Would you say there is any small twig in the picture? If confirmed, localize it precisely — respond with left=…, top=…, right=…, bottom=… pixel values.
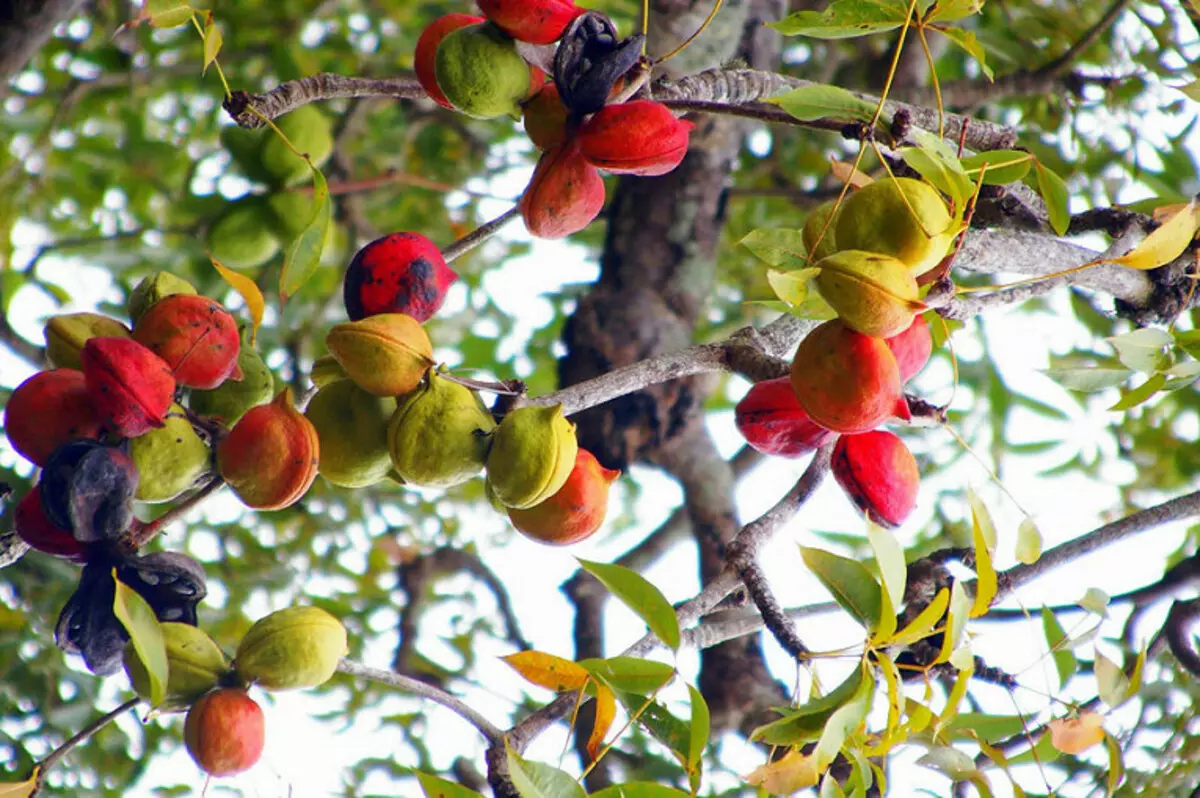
left=729, top=558, right=808, bottom=659
left=440, top=372, right=525, bottom=397
left=441, top=207, right=522, bottom=264
left=31, top=697, right=140, bottom=795
left=126, top=476, right=225, bottom=550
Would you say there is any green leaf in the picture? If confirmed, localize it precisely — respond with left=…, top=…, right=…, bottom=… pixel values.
left=740, top=228, right=809, bottom=267
left=589, top=786, right=692, bottom=798
left=1094, top=650, right=1131, bottom=708
left=767, top=268, right=819, bottom=306
left=1179, top=80, right=1200, bottom=102
left=578, top=657, right=675, bottom=695
left=1108, top=372, right=1166, bottom=411
left=1043, top=367, right=1133, bottom=392
left=943, top=713, right=1030, bottom=743
left=415, top=771, right=486, bottom=797
left=800, top=545, right=883, bottom=631
left=900, top=132, right=973, bottom=207
left=577, top=559, right=680, bottom=651
left=968, top=489, right=997, bottom=617
left=750, top=666, right=870, bottom=745
left=959, top=151, right=1033, bottom=186
left=1159, top=360, right=1200, bottom=391
left=202, top=13, right=222, bottom=74
left=1076, top=588, right=1110, bottom=618
left=505, top=744, right=586, bottom=798
left=1040, top=607, right=1078, bottom=689
left=917, top=746, right=980, bottom=780
left=924, top=0, right=985, bottom=24
left=0, top=769, right=37, bottom=798
left=1034, top=163, right=1070, bottom=235
left=146, top=3, right=194, bottom=28
left=686, top=683, right=709, bottom=784
left=931, top=26, right=993, bottom=80
left=112, top=574, right=167, bottom=708
left=814, top=672, right=872, bottom=770
left=279, top=165, right=331, bottom=302
left=769, top=85, right=881, bottom=124
left=770, top=0, right=911, bottom=38
left=1105, top=732, right=1125, bottom=796
left=1107, top=327, right=1172, bottom=372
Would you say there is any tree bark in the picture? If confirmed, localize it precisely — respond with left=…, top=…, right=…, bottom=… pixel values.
left=0, top=0, right=87, bottom=91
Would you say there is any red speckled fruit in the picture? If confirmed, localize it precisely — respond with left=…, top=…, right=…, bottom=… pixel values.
left=5, top=369, right=102, bottom=466
left=414, top=13, right=485, bottom=109
left=507, top=448, right=619, bottom=545
left=342, top=232, right=458, bottom=323
left=832, top=430, right=920, bottom=528
left=14, top=489, right=88, bottom=561
left=217, top=389, right=319, bottom=511
left=184, top=688, right=265, bottom=777
left=477, top=0, right=585, bottom=44
left=519, top=142, right=605, bottom=239
left=735, top=377, right=836, bottom=457
left=577, top=100, right=694, bottom=177
left=885, top=314, right=933, bottom=383
left=133, top=294, right=242, bottom=390
left=80, top=337, right=176, bottom=437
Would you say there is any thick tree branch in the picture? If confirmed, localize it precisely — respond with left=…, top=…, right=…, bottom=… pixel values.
left=31, top=697, right=140, bottom=795
left=729, top=559, right=809, bottom=659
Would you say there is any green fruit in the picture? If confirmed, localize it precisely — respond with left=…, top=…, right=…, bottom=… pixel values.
left=310, top=355, right=348, bottom=388
left=434, top=22, right=532, bottom=120
left=129, top=403, right=211, bottom=503
left=123, top=622, right=231, bottom=711
left=189, top=340, right=275, bottom=427
left=128, top=272, right=198, bottom=325
left=259, top=105, right=334, bottom=187
left=44, top=312, right=132, bottom=370
left=265, top=191, right=313, bottom=241
left=814, top=250, right=925, bottom=338
left=221, top=125, right=274, bottom=183
left=305, top=379, right=395, bottom=489
left=234, top=606, right=347, bottom=691
left=485, top=404, right=577, bottom=509
left=387, top=369, right=497, bottom=488
left=207, top=196, right=281, bottom=270
left=835, top=177, right=956, bottom=276
left=802, top=200, right=841, bottom=263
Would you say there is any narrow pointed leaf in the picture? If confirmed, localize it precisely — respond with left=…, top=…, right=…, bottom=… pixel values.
left=935, top=580, right=971, bottom=664
left=686, top=683, right=710, bottom=778
left=210, top=257, right=265, bottom=345
left=280, top=165, right=331, bottom=302
left=112, top=573, right=167, bottom=708
left=588, top=786, right=691, bottom=798
left=1108, top=372, right=1166, bottom=411
left=1095, top=650, right=1131, bottom=708
left=1043, top=367, right=1133, bottom=392
left=968, top=491, right=997, bottom=617
left=1040, top=607, right=1077, bottom=689
left=586, top=685, right=616, bottom=761
left=770, top=0, right=910, bottom=38
left=931, top=26, right=993, bottom=80
left=577, top=559, right=680, bottom=651
left=1034, top=163, right=1071, bottom=235
left=416, top=771, right=486, bottom=797
left=960, top=150, right=1033, bottom=185
left=750, top=666, right=868, bottom=745
left=202, top=14, right=223, bottom=74
left=1108, top=197, right=1200, bottom=270
left=578, top=657, right=675, bottom=695
left=801, top=545, right=883, bottom=631
left=924, top=0, right=985, bottom=24
left=501, top=651, right=590, bottom=692
left=770, top=84, right=880, bottom=123
left=506, top=744, right=586, bottom=798
left=892, top=587, right=949, bottom=647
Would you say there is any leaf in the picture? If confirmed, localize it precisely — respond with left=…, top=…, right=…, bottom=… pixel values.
left=770, top=84, right=881, bottom=124
left=959, top=151, right=1033, bottom=186
left=588, top=786, right=692, bottom=798
left=930, top=26, right=994, bottom=80
left=767, top=268, right=819, bottom=306
left=1043, top=367, right=1133, bottom=392
left=0, top=768, right=38, bottom=798
left=917, top=746, right=980, bottom=780
left=1048, top=712, right=1105, bottom=755
left=820, top=772, right=848, bottom=798
left=586, top=685, right=616, bottom=761
left=1034, top=163, right=1071, bottom=235
left=1179, top=80, right=1200, bottom=102
left=501, top=651, right=590, bottom=692
left=1076, top=588, right=1110, bottom=618
left=924, top=0, right=985, bottom=24
left=1105, top=732, right=1125, bottom=796
left=867, top=521, right=906, bottom=613
left=1160, top=360, right=1200, bottom=391
left=144, top=2, right=194, bottom=28
left=943, top=713, right=1029, bottom=744
left=112, top=573, right=167, bottom=708
left=967, top=489, right=997, bottom=617
left=210, top=258, right=265, bottom=346
left=892, top=587, right=949, bottom=647
left=750, top=667, right=869, bottom=745
left=1107, top=197, right=1200, bottom=270
left=770, top=0, right=911, bottom=38
left=935, top=580, right=971, bottom=664
left=577, top=559, right=680, bottom=651
left=686, top=683, right=709, bottom=781
left=202, top=13, right=223, bottom=74
left=801, top=545, right=883, bottom=631
left=1108, top=372, right=1166, bottom=411
left=740, top=228, right=809, bottom=267
left=898, top=145, right=972, bottom=209
left=578, top=657, right=675, bottom=695
left=1107, top=327, right=1172, bottom=373
left=1094, top=650, right=1131, bottom=708
left=830, top=159, right=874, bottom=188
left=279, top=165, right=331, bottom=302
left=1040, top=607, right=1078, bottom=689
left=505, top=744, right=586, bottom=798
left=815, top=669, right=872, bottom=770
left=744, top=749, right=821, bottom=793
left=415, top=771, right=486, bottom=797
left=1015, top=517, right=1042, bottom=565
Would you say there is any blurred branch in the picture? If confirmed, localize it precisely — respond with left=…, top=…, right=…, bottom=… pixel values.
left=0, top=309, right=43, bottom=365
left=443, top=207, right=522, bottom=264
left=0, top=0, right=87, bottom=94
left=127, top=476, right=225, bottom=551
left=223, top=74, right=425, bottom=128
left=30, top=697, right=140, bottom=796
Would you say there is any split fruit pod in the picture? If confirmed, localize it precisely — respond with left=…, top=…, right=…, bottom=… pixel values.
left=132, top=293, right=243, bottom=390
left=14, top=488, right=88, bottom=561
left=124, top=622, right=232, bottom=710
left=184, top=688, right=265, bottom=777
left=789, top=319, right=910, bottom=434
left=5, top=368, right=102, bottom=466
left=342, top=232, right=458, bottom=323
left=305, top=379, right=396, bottom=489
left=577, top=100, right=694, bottom=177
left=477, top=0, right=585, bottom=45
left=216, top=389, right=319, bottom=511
left=434, top=21, right=536, bottom=120
left=507, top=448, right=619, bottom=546
left=415, top=13, right=485, bottom=109
left=835, top=177, right=956, bottom=276
left=233, top=605, right=348, bottom=691
left=44, top=312, right=132, bottom=371
left=734, top=376, right=836, bottom=458
left=80, top=337, right=175, bottom=437
left=129, top=403, right=211, bottom=503
left=886, top=314, right=933, bottom=383
left=325, top=313, right=434, bottom=397
left=387, top=369, right=497, bottom=488
left=519, top=142, right=606, bottom=239
left=832, top=430, right=920, bottom=529
left=813, top=250, right=926, bottom=338
left=485, top=404, right=578, bottom=509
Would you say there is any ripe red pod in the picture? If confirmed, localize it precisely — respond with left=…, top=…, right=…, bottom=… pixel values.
left=5, top=368, right=102, bottom=466
left=477, top=0, right=585, bottom=45
left=133, top=294, right=242, bottom=390
left=14, top=489, right=88, bottom=561
left=414, top=13, right=485, bottom=109
left=217, top=389, right=319, bottom=511
left=523, top=83, right=569, bottom=150
left=507, top=448, right=620, bottom=545
left=80, top=337, right=176, bottom=437
left=832, top=430, right=920, bottom=528
left=577, top=100, right=694, bottom=177
left=184, top=688, right=265, bottom=777
left=519, top=142, right=606, bottom=239
left=342, top=232, right=458, bottom=323
left=885, top=314, right=933, bottom=383
left=735, top=377, right=837, bottom=457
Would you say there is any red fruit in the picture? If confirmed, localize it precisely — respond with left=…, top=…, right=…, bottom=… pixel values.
left=735, top=377, right=837, bottom=457
left=508, top=449, right=619, bottom=545
left=789, top=319, right=910, bottom=434
left=832, top=430, right=920, bottom=528
left=184, top=688, right=265, bottom=777
left=80, top=338, right=176, bottom=437
left=14, top=489, right=88, bottom=561
left=519, top=142, right=606, bottom=239
left=133, top=294, right=242, bottom=390
left=577, top=100, right=694, bottom=177
left=477, top=0, right=585, bottom=45
left=5, top=369, right=102, bottom=466
left=342, top=233, right=458, bottom=323
left=217, top=389, right=319, bottom=511
left=523, top=82, right=570, bottom=150
left=886, top=314, right=933, bottom=383
left=414, top=13, right=485, bottom=109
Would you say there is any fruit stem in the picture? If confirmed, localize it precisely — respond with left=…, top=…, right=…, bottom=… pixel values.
left=440, top=372, right=526, bottom=396
left=654, top=0, right=725, bottom=64
left=127, top=475, right=226, bottom=551
left=442, top=207, right=521, bottom=263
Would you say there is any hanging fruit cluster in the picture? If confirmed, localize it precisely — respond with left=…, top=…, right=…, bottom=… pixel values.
left=737, top=177, right=956, bottom=529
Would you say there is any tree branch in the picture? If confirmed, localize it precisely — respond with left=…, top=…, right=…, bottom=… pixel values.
left=31, top=697, right=140, bottom=795
left=223, top=74, right=425, bottom=128
left=0, top=0, right=87, bottom=93
left=443, top=207, right=521, bottom=264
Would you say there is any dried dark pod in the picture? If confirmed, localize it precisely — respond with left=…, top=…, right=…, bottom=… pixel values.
left=40, top=439, right=109, bottom=532
left=117, top=551, right=208, bottom=625
left=67, top=446, right=140, bottom=543
left=55, top=560, right=128, bottom=676
left=553, top=11, right=644, bottom=116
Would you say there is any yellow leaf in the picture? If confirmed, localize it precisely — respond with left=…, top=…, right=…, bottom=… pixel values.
left=501, top=651, right=589, bottom=692
left=745, top=749, right=821, bottom=794
left=586, top=685, right=616, bottom=761
left=1015, top=517, right=1042, bottom=564
left=0, top=767, right=38, bottom=798
left=892, top=587, right=949, bottom=648
left=210, top=257, right=265, bottom=346
left=1108, top=198, right=1200, bottom=270
left=830, top=158, right=873, bottom=188
left=1049, top=711, right=1105, bottom=755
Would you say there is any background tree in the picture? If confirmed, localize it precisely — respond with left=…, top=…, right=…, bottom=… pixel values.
left=2, top=0, right=1200, bottom=796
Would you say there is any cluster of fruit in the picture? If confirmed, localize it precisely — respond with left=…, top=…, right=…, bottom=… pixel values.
left=737, top=177, right=958, bottom=528
left=414, top=2, right=694, bottom=239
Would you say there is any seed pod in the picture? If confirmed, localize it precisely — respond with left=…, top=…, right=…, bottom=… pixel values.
left=478, top=0, right=585, bottom=44
left=128, top=271, right=199, bottom=324
left=387, top=370, right=496, bottom=488
left=234, top=605, right=348, bottom=691
left=415, top=13, right=486, bottom=109
left=188, top=341, right=275, bottom=427
left=80, top=337, right=176, bottom=437
left=116, top=551, right=208, bottom=626
left=523, top=82, right=570, bottom=150
left=325, top=313, right=434, bottom=397
left=832, top=430, right=919, bottom=528
left=5, top=369, right=102, bottom=466
left=734, top=377, right=837, bottom=457
left=835, top=177, right=956, bottom=276
left=55, top=562, right=129, bottom=675
left=124, top=622, right=232, bottom=710
left=14, top=489, right=88, bottom=561
left=207, top=196, right=281, bottom=270
left=184, top=688, right=265, bottom=776
left=485, top=404, right=578, bottom=509
left=802, top=200, right=842, bottom=263
left=886, top=314, right=933, bottom=383
left=129, top=403, right=211, bottom=503
left=305, top=379, right=395, bottom=489
left=789, top=319, right=911, bottom=434
left=259, top=105, right=334, bottom=187
left=133, top=294, right=242, bottom=390
left=519, top=142, right=606, bottom=239
left=217, top=389, right=319, bottom=511
left=39, top=439, right=109, bottom=532
left=309, top=355, right=348, bottom=388
left=44, top=312, right=132, bottom=370
left=814, top=250, right=926, bottom=338
left=577, top=100, right=694, bottom=177
left=342, top=232, right=459, bottom=323
left=64, top=445, right=140, bottom=543
left=507, top=448, right=619, bottom=545
left=435, top=22, right=535, bottom=120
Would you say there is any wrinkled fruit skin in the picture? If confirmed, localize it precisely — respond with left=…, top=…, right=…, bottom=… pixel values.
left=259, top=105, right=334, bottom=187
left=117, top=551, right=209, bottom=625
left=342, top=232, right=459, bottom=323
left=735, top=377, right=837, bottom=457
left=886, top=314, right=933, bottom=383
left=39, top=438, right=110, bottom=532
left=14, top=489, right=88, bottom=561
left=507, top=448, right=618, bottom=545
left=802, top=200, right=841, bottom=263
left=790, top=319, right=910, bottom=434
left=478, top=0, right=584, bottom=44
left=184, top=688, right=265, bottom=777
left=835, top=177, right=955, bottom=276
left=207, top=196, right=281, bottom=270
left=188, top=342, right=275, bottom=427
left=133, top=294, right=242, bottom=390
left=832, top=430, right=919, bottom=528
left=519, top=142, right=605, bottom=239
left=387, top=370, right=496, bottom=488
left=485, top=404, right=578, bottom=509
left=325, top=313, right=434, bottom=397
left=523, top=82, right=570, bottom=150
left=305, top=379, right=395, bottom=489
left=124, top=622, right=231, bottom=709
left=129, top=403, right=211, bottom=503
left=416, top=13, right=485, bottom=109
left=63, top=445, right=140, bottom=543
left=217, top=389, right=319, bottom=511
left=128, top=272, right=198, bottom=324
left=81, top=337, right=176, bottom=437
left=434, top=22, right=534, bottom=120
left=577, top=100, right=694, bottom=177
left=5, top=369, right=102, bottom=466
left=55, top=562, right=128, bottom=675
left=814, top=250, right=925, bottom=338
left=44, top=312, right=132, bottom=370
left=234, top=606, right=348, bottom=691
